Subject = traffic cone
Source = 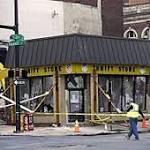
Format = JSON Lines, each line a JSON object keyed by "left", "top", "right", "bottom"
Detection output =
{"left": 74, "top": 120, "right": 80, "bottom": 133}
{"left": 141, "top": 119, "right": 148, "bottom": 128}
{"left": 104, "top": 123, "right": 108, "bottom": 130}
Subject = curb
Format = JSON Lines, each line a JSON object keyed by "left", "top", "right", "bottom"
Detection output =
{"left": 0, "top": 130, "right": 149, "bottom": 137}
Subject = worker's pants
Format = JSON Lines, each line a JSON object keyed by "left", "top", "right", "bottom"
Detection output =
{"left": 128, "top": 118, "right": 139, "bottom": 139}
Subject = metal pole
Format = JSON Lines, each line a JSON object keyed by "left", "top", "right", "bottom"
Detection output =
{"left": 14, "top": 0, "right": 21, "bottom": 132}
{"left": 0, "top": 0, "right": 21, "bottom": 132}
{"left": 55, "top": 67, "right": 59, "bottom": 125}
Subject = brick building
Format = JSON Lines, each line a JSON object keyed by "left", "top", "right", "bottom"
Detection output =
{"left": 123, "top": 0, "right": 150, "bottom": 39}
{"left": 101, "top": 0, "right": 123, "bottom": 37}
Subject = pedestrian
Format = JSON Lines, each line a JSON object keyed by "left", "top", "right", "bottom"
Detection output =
{"left": 126, "top": 101, "right": 144, "bottom": 140}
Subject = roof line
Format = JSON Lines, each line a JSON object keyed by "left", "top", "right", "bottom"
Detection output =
{"left": 25, "top": 33, "right": 150, "bottom": 44}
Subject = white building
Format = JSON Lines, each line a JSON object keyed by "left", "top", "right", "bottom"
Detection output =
{"left": 0, "top": 0, "right": 102, "bottom": 40}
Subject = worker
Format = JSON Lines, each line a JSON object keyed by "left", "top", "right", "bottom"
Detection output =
{"left": 126, "top": 101, "right": 144, "bottom": 140}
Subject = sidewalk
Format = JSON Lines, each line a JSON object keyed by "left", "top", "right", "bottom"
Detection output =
{"left": 0, "top": 122, "right": 149, "bottom": 136}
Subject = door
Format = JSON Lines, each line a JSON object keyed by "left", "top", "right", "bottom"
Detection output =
{"left": 68, "top": 90, "right": 84, "bottom": 122}
{"left": 65, "top": 75, "right": 86, "bottom": 122}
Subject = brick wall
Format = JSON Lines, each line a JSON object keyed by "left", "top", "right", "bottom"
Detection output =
{"left": 101, "top": 0, "right": 123, "bottom": 37}
{"left": 124, "top": 22, "right": 149, "bottom": 39}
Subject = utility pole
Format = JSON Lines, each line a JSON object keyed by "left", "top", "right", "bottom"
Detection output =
{"left": 14, "top": 0, "right": 21, "bottom": 133}
{"left": 0, "top": 0, "right": 21, "bottom": 132}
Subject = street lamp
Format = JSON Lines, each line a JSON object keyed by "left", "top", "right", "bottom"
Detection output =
{"left": 0, "top": 0, "right": 21, "bottom": 132}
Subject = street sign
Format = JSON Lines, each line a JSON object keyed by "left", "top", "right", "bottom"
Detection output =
{"left": 14, "top": 79, "right": 26, "bottom": 85}
{"left": 9, "top": 34, "right": 25, "bottom": 46}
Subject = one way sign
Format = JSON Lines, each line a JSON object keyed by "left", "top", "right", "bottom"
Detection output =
{"left": 14, "top": 79, "right": 26, "bottom": 85}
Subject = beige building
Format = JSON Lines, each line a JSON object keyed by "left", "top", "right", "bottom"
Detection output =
{"left": 0, "top": 0, "right": 102, "bottom": 41}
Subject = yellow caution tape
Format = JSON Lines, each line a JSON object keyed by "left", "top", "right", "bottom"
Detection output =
{"left": 33, "top": 112, "right": 150, "bottom": 118}
{"left": 34, "top": 112, "right": 127, "bottom": 117}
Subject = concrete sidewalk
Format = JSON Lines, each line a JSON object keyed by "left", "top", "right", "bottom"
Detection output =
{"left": 0, "top": 123, "right": 149, "bottom": 136}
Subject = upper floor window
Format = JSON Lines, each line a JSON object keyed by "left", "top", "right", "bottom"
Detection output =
{"left": 141, "top": 27, "right": 150, "bottom": 40}
{"left": 20, "top": 76, "right": 54, "bottom": 113}
{"left": 124, "top": 28, "right": 138, "bottom": 39}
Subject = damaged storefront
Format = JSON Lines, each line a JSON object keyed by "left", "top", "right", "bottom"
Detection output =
{"left": 4, "top": 34, "right": 150, "bottom": 126}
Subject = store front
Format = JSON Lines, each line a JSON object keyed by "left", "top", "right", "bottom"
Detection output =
{"left": 97, "top": 65, "right": 148, "bottom": 113}
{"left": 98, "top": 75, "right": 147, "bottom": 112}
{"left": 4, "top": 34, "right": 150, "bottom": 125}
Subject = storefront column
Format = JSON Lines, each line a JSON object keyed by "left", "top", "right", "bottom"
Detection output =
{"left": 90, "top": 66, "right": 98, "bottom": 121}
{"left": 59, "top": 75, "right": 66, "bottom": 125}
{"left": 54, "top": 67, "right": 60, "bottom": 124}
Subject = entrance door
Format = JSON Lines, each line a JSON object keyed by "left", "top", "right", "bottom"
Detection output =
{"left": 65, "top": 75, "right": 86, "bottom": 122}
{"left": 68, "top": 90, "right": 84, "bottom": 122}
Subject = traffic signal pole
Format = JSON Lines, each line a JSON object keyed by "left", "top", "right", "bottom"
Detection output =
{"left": 0, "top": 0, "right": 21, "bottom": 132}
{"left": 14, "top": 0, "right": 21, "bottom": 132}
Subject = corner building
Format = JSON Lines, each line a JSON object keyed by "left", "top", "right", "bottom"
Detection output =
{"left": 5, "top": 34, "right": 150, "bottom": 125}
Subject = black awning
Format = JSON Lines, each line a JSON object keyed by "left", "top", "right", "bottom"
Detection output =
{"left": 5, "top": 34, "right": 150, "bottom": 68}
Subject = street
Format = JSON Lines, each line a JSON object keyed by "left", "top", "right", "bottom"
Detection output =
{"left": 0, "top": 133, "right": 150, "bottom": 150}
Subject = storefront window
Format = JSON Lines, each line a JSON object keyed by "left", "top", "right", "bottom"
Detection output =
{"left": 135, "top": 77, "right": 146, "bottom": 110}
{"left": 98, "top": 76, "right": 122, "bottom": 112}
{"left": 98, "top": 76, "right": 147, "bottom": 112}
{"left": 110, "top": 77, "right": 122, "bottom": 111}
{"left": 98, "top": 76, "right": 109, "bottom": 112}
{"left": 20, "top": 79, "right": 30, "bottom": 109}
{"left": 20, "top": 76, "right": 53, "bottom": 113}
{"left": 42, "top": 77, "right": 53, "bottom": 113}
{"left": 30, "top": 77, "right": 43, "bottom": 111}
{"left": 122, "top": 77, "right": 134, "bottom": 110}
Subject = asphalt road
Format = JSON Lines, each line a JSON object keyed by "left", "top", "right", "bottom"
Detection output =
{"left": 0, "top": 133, "right": 150, "bottom": 150}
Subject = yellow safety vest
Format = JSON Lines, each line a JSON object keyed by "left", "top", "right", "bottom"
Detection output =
{"left": 127, "top": 103, "right": 140, "bottom": 118}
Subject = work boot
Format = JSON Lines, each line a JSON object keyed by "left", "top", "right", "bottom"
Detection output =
{"left": 125, "top": 135, "right": 130, "bottom": 140}
{"left": 135, "top": 137, "right": 139, "bottom": 140}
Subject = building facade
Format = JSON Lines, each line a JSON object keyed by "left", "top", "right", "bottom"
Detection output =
{"left": 0, "top": 0, "right": 124, "bottom": 125}
{"left": 123, "top": 0, "right": 150, "bottom": 39}
{"left": 0, "top": 0, "right": 123, "bottom": 41}
{"left": 0, "top": 0, "right": 102, "bottom": 40}
{"left": 5, "top": 34, "right": 150, "bottom": 126}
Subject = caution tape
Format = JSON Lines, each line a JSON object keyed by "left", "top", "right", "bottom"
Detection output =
{"left": 34, "top": 112, "right": 127, "bottom": 117}
{"left": 34, "top": 112, "right": 150, "bottom": 117}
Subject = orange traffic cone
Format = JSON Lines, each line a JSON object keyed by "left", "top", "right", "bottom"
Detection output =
{"left": 74, "top": 120, "right": 80, "bottom": 133}
{"left": 141, "top": 119, "right": 148, "bottom": 128}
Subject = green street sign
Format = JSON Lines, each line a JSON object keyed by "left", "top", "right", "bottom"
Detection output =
{"left": 9, "top": 34, "right": 25, "bottom": 46}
